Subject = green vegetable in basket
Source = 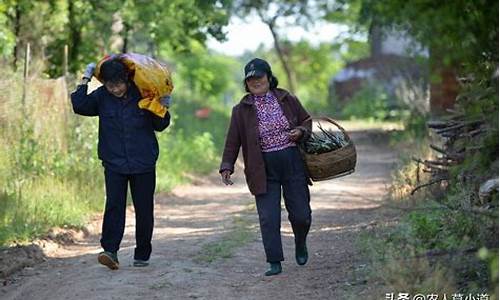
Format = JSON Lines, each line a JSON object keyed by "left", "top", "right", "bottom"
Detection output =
{"left": 302, "top": 124, "right": 348, "bottom": 155}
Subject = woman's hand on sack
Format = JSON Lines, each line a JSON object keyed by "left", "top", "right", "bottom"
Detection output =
{"left": 288, "top": 128, "right": 303, "bottom": 142}
{"left": 83, "top": 63, "right": 96, "bottom": 79}
{"left": 221, "top": 170, "right": 233, "bottom": 185}
{"left": 160, "top": 95, "right": 172, "bottom": 107}
{"left": 81, "top": 62, "right": 96, "bottom": 84}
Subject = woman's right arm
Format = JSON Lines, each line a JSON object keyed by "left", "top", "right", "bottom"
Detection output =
{"left": 70, "top": 84, "right": 99, "bottom": 116}
{"left": 219, "top": 106, "right": 241, "bottom": 175}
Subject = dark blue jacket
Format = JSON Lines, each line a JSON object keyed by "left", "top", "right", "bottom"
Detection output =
{"left": 70, "top": 83, "right": 170, "bottom": 174}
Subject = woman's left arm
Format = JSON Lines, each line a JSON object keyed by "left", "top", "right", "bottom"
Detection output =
{"left": 292, "top": 96, "right": 312, "bottom": 142}
{"left": 151, "top": 111, "right": 171, "bottom": 132}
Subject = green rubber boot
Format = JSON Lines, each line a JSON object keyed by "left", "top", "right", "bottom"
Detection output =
{"left": 295, "top": 243, "right": 308, "bottom": 266}
{"left": 264, "top": 262, "right": 282, "bottom": 276}
{"left": 133, "top": 259, "right": 149, "bottom": 267}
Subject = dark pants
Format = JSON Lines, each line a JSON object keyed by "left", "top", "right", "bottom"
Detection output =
{"left": 255, "top": 146, "right": 312, "bottom": 263}
{"left": 101, "top": 168, "right": 156, "bottom": 261}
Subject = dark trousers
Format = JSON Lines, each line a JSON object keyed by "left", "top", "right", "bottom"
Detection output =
{"left": 101, "top": 168, "right": 156, "bottom": 261}
{"left": 255, "top": 146, "right": 312, "bottom": 263}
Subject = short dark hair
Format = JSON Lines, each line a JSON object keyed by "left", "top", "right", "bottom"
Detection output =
{"left": 100, "top": 58, "right": 129, "bottom": 83}
{"left": 244, "top": 74, "right": 279, "bottom": 93}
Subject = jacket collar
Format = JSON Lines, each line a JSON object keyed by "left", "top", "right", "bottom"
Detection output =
{"left": 240, "top": 88, "right": 289, "bottom": 105}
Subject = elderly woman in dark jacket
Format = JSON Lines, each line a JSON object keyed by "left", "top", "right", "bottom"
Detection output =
{"left": 220, "top": 58, "right": 312, "bottom": 276}
{"left": 71, "top": 59, "right": 170, "bottom": 270}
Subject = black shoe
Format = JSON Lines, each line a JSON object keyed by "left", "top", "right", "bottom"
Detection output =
{"left": 295, "top": 243, "right": 308, "bottom": 266}
{"left": 264, "top": 262, "right": 282, "bottom": 276}
{"left": 98, "top": 251, "right": 119, "bottom": 270}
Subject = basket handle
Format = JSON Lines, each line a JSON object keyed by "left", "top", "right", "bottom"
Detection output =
{"left": 312, "top": 116, "right": 352, "bottom": 142}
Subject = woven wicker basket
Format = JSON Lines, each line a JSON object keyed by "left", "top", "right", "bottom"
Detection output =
{"left": 300, "top": 117, "right": 357, "bottom": 181}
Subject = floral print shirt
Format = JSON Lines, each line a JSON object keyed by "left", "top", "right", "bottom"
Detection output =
{"left": 253, "top": 92, "right": 295, "bottom": 152}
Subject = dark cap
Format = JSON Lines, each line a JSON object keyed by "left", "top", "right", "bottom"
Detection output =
{"left": 244, "top": 58, "right": 271, "bottom": 79}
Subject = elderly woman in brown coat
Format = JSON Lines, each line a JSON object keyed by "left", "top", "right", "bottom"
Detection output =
{"left": 220, "top": 58, "right": 312, "bottom": 276}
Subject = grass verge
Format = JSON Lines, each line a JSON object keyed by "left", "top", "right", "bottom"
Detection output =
{"left": 195, "top": 205, "right": 256, "bottom": 264}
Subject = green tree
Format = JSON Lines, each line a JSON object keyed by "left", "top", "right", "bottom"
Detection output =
{"left": 359, "top": 0, "right": 498, "bottom": 113}
{"left": 2, "top": 0, "right": 34, "bottom": 69}
{"left": 360, "top": 0, "right": 498, "bottom": 68}
{"left": 165, "top": 41, "right": 241, "bottom": 106}
{"left": 117, "top": 0, "right": 231, "bottom": 54}
{"left": 277, "top": 40, "right": 344, "bottom": 111}
{"left": 0, "top": 0, "right": 233, "bottom": 77}
{"left": 0, "top": 1, "right": 16, "bottom": 58}
{"left": 232, "top": 0, "right": 369, "bottom": 95}
{"left": 247, "top": 39, "right": 362, "bottom": 113}
{"left": 232, "top": 0, "right": 314, "bottom": 93}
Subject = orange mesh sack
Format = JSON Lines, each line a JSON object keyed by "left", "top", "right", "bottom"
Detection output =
{"left": 95, "top": 53, "right": 174, "bottom": 118}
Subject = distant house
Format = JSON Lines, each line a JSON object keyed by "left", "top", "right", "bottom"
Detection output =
{"left": 329, "top": 26, "right": 429, "bottom": 114}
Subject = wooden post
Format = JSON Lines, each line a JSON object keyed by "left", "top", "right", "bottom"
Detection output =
{"left": 63, "top": 44, "right": 68, "bottom": 78}
{"left": 21, "top": 42, "right": 30, "bottom": 106}
{"left": 61, "top": 45, "right": 71, "bottom": 152}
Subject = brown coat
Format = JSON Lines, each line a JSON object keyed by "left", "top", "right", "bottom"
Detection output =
{"left": 219, "top": 88, "right": 312, "bottom": 195}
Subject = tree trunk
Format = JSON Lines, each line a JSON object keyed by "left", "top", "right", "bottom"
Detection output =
{"left": 121, "top": 22, "right": 131, "bottom": 53}
{"left": 429, "top": 45, "right": 459, "bottom": 115}
{"left": 12, "top": 4, "right": 22, "bottom": 70}
{"left": 68, "top": 1, "right": 82, "bottom": 73}
{"left": 265, "top": 21, "right": 296, "bottom": 94}
{"left": 147, "top": 41, "right": 156, "bottom": 59}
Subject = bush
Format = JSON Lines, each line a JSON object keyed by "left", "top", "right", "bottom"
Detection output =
{"left": 154, "top": 91, "right": 231, "bottom": 192}
{"left": 169, "top": 97, "right": 231, "bottom": 154}
{"left": 341, "top": 84, "right": 410, "bottom": 121}
{"left": 360, "top": 156, "right": 497, "bottom": 296}
{"left": 0, "top": 82, "right": 104, "bottom": 245}
{"left": 156, "top": 130, "right": 217, "bottom": 191}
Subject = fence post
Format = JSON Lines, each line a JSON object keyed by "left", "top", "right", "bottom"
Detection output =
{"left": 62, "top": 45, "right": 70, "bottom": 152}
{"left": 63, "top": 44, "right": 68, "bottom": 78}
{"left": 21, "top": 42, "right": 30, "bottom": 106}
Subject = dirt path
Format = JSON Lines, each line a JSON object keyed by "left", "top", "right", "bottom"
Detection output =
{"left": 1, "top": 130, "right": 398, "bottom": 300}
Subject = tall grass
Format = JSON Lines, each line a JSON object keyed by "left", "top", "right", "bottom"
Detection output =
{"left": 155, "top": 92, "right": 232, "bottom": 191}
{"left": 156, "top": 130, "right": 218, "bottom": 191}
{"left": 0, "top": 69, "right": 104, "bottom": 246}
